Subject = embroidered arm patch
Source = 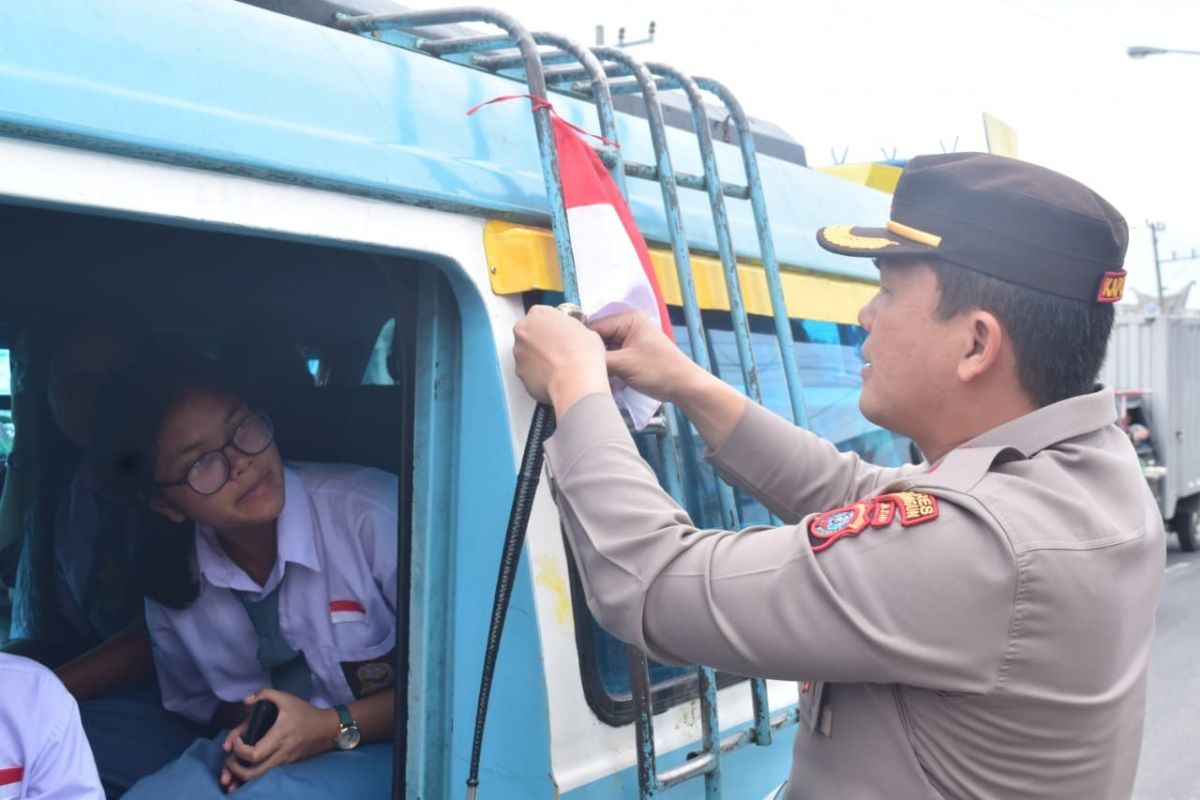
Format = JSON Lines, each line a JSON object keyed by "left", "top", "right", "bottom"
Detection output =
{"left": 808, "top": 492, "right": 939, "bottom": 553}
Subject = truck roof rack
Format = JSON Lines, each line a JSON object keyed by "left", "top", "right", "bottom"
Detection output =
{"left": 237, "top": 0, "right": 807, "bottom": 167}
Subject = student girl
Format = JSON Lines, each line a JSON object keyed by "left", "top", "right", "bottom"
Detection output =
{"left": 90, "top": 350, "right": 397, "bottom": 797}
{"left": 2, "top": 306, "right": 201, "bottom": 796}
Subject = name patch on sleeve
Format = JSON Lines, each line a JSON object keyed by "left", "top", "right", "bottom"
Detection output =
{"left": 808, "top": 492, "right": 939, "bottom": 553}
{"left": 339, "top": 647, "right": 397, "bottom": 699}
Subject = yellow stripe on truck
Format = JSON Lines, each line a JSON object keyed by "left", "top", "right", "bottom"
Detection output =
{"left": 483, "top": 221, "right": 877, "bottom": 326}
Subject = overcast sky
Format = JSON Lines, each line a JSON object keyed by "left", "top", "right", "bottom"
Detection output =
{"left": 406, "top": 0, "right": 1200, "bottom": 304}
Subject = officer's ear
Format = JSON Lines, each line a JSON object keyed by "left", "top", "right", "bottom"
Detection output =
{"left": 956, "top": 310, "right": 1005, "bottom": 384}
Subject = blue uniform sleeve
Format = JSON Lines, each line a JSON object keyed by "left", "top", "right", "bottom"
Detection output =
{"left": 145, "top": 600, "right": 220, "bottom": 725}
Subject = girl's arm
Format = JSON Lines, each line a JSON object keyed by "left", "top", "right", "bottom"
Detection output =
{"left": 55, "top": 619, "right": 153, "bottom": 701}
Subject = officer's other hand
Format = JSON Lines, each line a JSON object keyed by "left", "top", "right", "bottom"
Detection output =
{"left": 513, "top": 305, "right": 610, "bottom": 412}
{"left": 591, "top": 310, "right": 694, "bottom": 403}
{"left": 219, "top": 688, "right": 339, "bottom": 791}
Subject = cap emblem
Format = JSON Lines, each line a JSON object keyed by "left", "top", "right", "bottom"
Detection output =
{"left": 1096, "top": 271, "right": 1126, "bottom": 303}
{"left": 821, "top": 225, "right": 899, "bottom": 251}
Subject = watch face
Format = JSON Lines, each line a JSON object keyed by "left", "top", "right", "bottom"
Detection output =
{"left": 337, "top": 724, "right": 361, "bottom": 751}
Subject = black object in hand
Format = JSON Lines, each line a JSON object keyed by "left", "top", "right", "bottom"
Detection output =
{"left": 237, "top": 699, "right": 278, "bottom": 766}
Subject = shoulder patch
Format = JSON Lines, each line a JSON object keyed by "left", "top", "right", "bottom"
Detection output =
{"left": 808, "top": 492, "right": 939, "bottom": 553}
{"left": 874, "top": 492, "right": 940, "bottom": 527}
{"left": 808, "top": 501, "right": 872, "bottom": 553}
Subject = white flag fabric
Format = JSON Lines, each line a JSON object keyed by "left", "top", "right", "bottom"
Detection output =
{"left": 551, "top": 113, "right": 675, "bottom": 430}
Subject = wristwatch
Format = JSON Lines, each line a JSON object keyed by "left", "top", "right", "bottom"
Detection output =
{"left": 333, "top": 704, "right": 361, "bottom": 751}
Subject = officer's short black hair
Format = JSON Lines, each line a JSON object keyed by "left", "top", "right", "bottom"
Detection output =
{"left": 928, "top": 257, "right": 1114, "bottom": 407}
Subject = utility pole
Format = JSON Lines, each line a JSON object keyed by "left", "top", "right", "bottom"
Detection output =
{"left": 1147, "top": 220, "right": 1166, "bottom": 311}
{"left": 594, "top": 22, "right": 656, "bottom": 48}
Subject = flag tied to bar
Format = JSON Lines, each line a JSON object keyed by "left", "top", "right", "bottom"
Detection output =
{"left": 549, "top": 109, "right": 675, "bottom": 430}
{"left": 468, "top": 95, "right": 674, "bottom": 430}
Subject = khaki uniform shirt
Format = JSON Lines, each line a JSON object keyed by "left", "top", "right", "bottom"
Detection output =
{"left": 544, "top": 387, "right": 1164, "bottom": 799}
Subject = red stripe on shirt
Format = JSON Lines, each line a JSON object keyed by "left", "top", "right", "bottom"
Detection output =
{"left": 0, "top": 767, "right": 23, "bottom": 786}
{"left": 329, "top": 599, "right": 365, "bottom": 614}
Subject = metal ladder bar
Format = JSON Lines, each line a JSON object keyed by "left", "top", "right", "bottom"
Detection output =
{"left": 589, "top": 45, "right": 737, "bottom": 800}
{"left": 694, "top": 77, "right": 810, "bottom": 430}
{"left": 644, "top": 64, "right": 762, "bottom": 423}
{"left": 618, "top": 161, "right": 751, "bottom": 198}
{"left": 644, "top": 61, "right": 776, "bottom": 749}
{"left": 586, "top": 47, "right": 740, "bottom": 531}
{"left": 523, "top": 33, "right": 690, "bottom": 512}
{"left": 336, "top": 8, "right": 580, "bottom": 307}
{"left": 472, "top": 47, "right": 580, "bottom": 70}
{"left": 482, "top": 32, "right": 716, "bottom": 799}
{"left": 497, "top": 36, "right": 700, "bottom": 798}
{"left": 538, "top": 41, "right": 709, "bottom": 800}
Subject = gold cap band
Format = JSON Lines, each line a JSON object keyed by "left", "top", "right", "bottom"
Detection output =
{"left": 886, "top": 220, "right": 942, "bottom": 248}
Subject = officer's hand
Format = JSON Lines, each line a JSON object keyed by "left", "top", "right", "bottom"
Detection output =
{"left": 513, "top": 305, "right": 610, "bottom": 411}
{"left": 219, "top": 688, "right": 338, "bottom": 791}
{"left": 591, "top": 310, "right": 697, "bottom": 403}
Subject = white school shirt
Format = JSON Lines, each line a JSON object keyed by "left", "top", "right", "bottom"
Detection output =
{"left": 0, "top": 654, "right": 102, "bottom": 800}
{"left": 146, "top": 463, "right": 398, "bottom": 725}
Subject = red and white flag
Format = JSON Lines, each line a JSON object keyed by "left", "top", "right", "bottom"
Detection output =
{"left": 329, "top": 599, "right": 367, "bottom": 624}
{"left": 549, "top": 111, "right": 675, "bottom": 430}
{"left": 470, "top": 96, "right": 675, "bottom": 429}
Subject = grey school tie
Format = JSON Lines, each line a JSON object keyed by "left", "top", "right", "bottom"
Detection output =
{"left": 236, "top": 583, "right": 313, "bottom": 700}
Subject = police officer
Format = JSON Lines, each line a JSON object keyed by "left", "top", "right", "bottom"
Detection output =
{"left": 512, "top": 153, "right": 1164, "bottom": 799}
{"left": 0, "top": 653, "right": 103, "bottom": 799}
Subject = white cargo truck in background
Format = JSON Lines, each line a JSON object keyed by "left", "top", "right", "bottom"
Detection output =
{"left": 1102, "top": 309, "right": 1200, "bottom": 551}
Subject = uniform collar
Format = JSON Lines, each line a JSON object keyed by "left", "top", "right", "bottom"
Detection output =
{"left": 961, "top": 385, "right": 1117, "bottom": 458}
{"left": 906, "top": 387, "right": 1117, "bottom": 495}
{"left": 196, "top": 466, "right": 321, "bottom": 596}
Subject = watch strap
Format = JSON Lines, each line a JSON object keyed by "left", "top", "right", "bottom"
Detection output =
{"left": 334, "top": 704, "right": 354, "bottom": 730}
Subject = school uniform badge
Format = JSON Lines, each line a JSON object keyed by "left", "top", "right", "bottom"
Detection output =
{"left": 0, "top": 766, "right": 23, "bottom": 798}
{"left": 808, "top": 492, "right": 939, "bottom": 553}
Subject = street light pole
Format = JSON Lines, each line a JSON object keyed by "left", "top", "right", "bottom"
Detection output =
{"left": 1128, "top": 45, "right": 1200, "bottom": 59}
{"left": 1147, "top": 220, "right": 1166, "bottom": 311}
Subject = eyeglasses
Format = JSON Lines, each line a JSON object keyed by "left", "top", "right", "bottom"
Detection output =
{"left": 155, "top": 412, "right": 275, "bottom": 496}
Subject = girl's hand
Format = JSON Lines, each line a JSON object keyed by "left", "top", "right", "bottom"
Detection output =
{"left": 219, "top": 688, "right": 339, "bottom": 792}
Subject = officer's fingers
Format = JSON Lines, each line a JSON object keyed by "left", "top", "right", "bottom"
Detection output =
{"left": 605, "top": 348, "right": 636, "bottom": 378}
{"left": 515, "top": 305, "right": 557, "bottom": 335}
{"left": 589, "top": 311, "right": 641, "bottom": 346}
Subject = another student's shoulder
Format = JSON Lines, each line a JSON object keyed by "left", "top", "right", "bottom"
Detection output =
{"left": 288, "top": 462, "right": 398, "bottom": 515}
{"left": 0, "top": 653, "right": 72, "bottom": 710}
{"left": 0, "top": 652, "right": 57, "bottom": 683}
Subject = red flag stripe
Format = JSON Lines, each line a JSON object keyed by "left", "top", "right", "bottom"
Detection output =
{"left": 329, "top": 600, "right": 365, "bottom": 614}
{"left": 0, "top": 767, "right": 23, "bottom": 786}
{"left": 551, "top": 115, "right": 674, "bottom": 341}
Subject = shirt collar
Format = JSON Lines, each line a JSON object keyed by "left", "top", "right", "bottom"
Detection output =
{"left": 962, "top": 385, "right": 1117, "bottom": 458}
{"left": 195, "top": 466, "right": 320, "bottom": 595}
